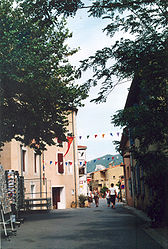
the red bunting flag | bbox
[94,134,98,138]
[64,136,74,157]
[102,134,105,138]
[55,161,58,165]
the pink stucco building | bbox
[0,111,79,209]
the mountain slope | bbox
[87,154,123,173]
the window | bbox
[58,153,64,174]
[22,150,26,172]
[34,153,37,173]
[79,167,84,175]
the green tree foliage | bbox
[76,0,167,223]
[17,0,84,27]
[78,0,168,102]
[73,0,168,157]
[0,0,88,153]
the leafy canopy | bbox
[78,0,168,102]
[0,0,88,153]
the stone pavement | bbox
[1,199,166,249]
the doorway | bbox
[52,187,65,209]
[31,184,35,199]
[52,187,60,209]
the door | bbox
[31,184,35,199]
[52,187,60,209]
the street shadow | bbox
[21,210,73,222]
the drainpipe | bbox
[72,111,77,207]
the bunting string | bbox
[78,132,121,140]
[43,156,119,167]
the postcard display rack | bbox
[5,170,24,212]
[0,165,16,237]
[0,166,25,237]
[5,169,25,226]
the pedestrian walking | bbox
[105,189,110,207]
[118,189,122,202]
[87,187,93,208]
[109,183,116,209]
[93,188,99,207]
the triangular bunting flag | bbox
[64,136,74,157]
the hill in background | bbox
[87,154,123,173]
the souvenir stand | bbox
[5,170,24,224]
[0,165,16,237]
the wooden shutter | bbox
[22,150,26,172]
[58,153,64,174]
[34,153,37,173]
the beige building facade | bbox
[90,163,124,193]
[0,111,79,209]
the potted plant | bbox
[78,194,87,208]
[71,201,77,208]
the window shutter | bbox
[58,153,64,174]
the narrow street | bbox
[2,199,163,249]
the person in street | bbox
[109,183,116,209]
[87,187,93,208]
[105,189,110,207]
[93,188,99,207]
[118,189,122,202]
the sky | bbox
[67,3,131,161]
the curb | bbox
[123,205,168,249]
[143,227,168,249]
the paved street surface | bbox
[2,199,163,249]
